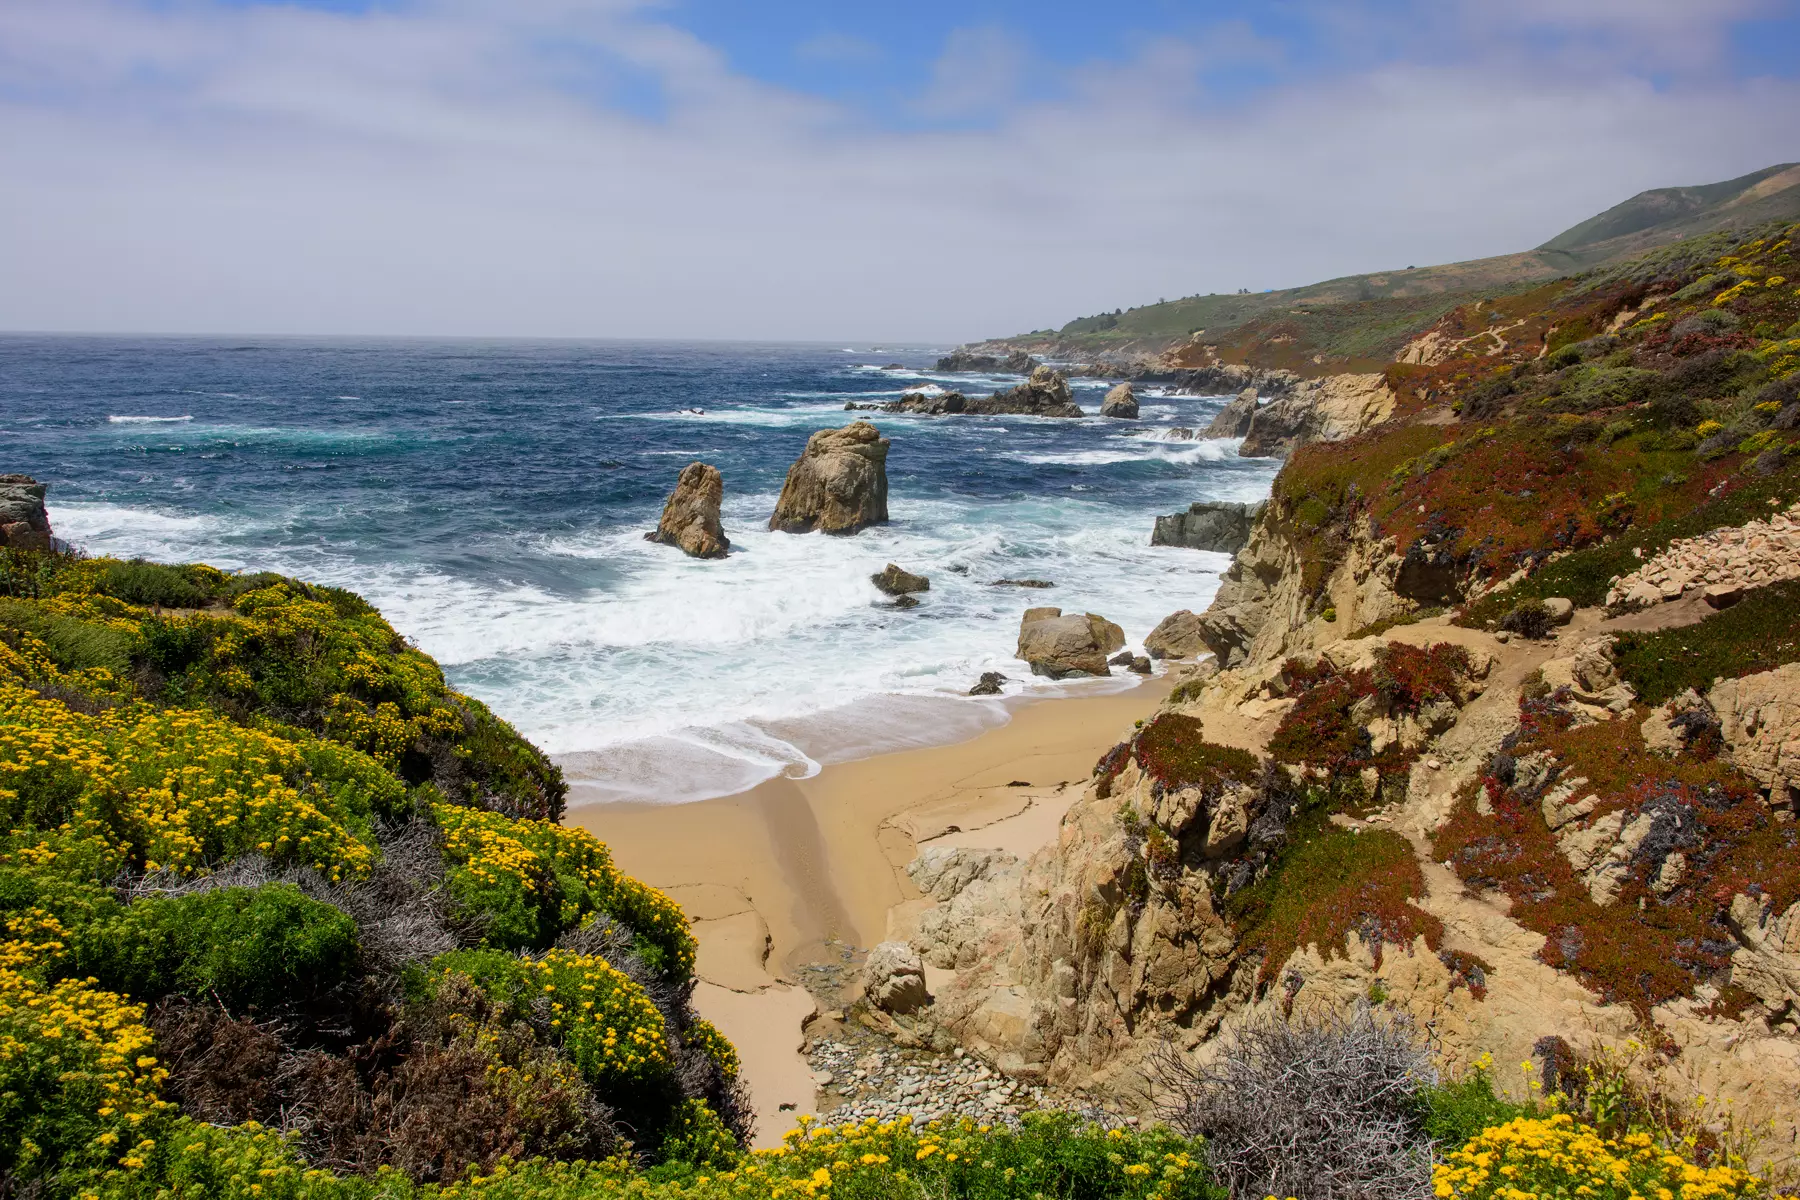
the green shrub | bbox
[70,884,360,1012]
[0,598,133,675]
[1417,1065,1527,1150]
[1613,579,1800,705]
[96,560,214,609]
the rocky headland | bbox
[834,215,1800,1174]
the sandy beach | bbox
[565,678,1170,1144]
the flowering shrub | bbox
[423,949,673,1096]
[1434,1113,1777,1200]
[0,962,174,1185]
[434,803,695,972]
[0,683,379,880]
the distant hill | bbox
[991,163,1800,375]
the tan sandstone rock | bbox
[1015,608,1124,679]
[863,941,929,1014]
[769,422,890,535]
[1145,610,1207,659]
[1101,383,1139,419]
[647,462,730,558]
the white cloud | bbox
[0,0,1795,342]
[915,25,1030,119]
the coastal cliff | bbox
[890,217,1800,1170]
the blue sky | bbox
[2,0,1798,339]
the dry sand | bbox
[565,679,1168,1145]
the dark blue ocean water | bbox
[1,334,1277,802]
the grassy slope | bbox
[1012,164,1800,376]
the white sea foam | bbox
[48,435,1277,806]
[1010,438,1240,466]
[107,415,193,424]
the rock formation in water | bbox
[936,348,1038,374]
[974,367,1083,418]
[1100,384,1139,419]
[769,421,890,535]
[646,462,730,558]
[1015,607,1125,678]
[0,475,53,551]
[873,564,930,596]
[1150,500,1266,553]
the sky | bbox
[2,0,1799,342]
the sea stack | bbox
[647,461,730,558]
[0,475,53,551]
[1100,383,1139,419]
[769,421,890,535]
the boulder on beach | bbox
[1016,607,1125,679]
[1203,387,1259,439]
[864,940,929,1014]
[969,671,1008,696]
[1145,610,1207,659]
[873,564,930,595]
[1100,383,1139,419]
[0,475,53,551]
[769,421,890,535]
[646,462,730,559]
[1150,500,1265,553]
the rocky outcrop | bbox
[1643,663,1800,810]
[848,391,967,415]
[769,422,890,535]
[1172,364,1299,400]
[864,941,929,1014]
[0,475,52,551]
[872,564,930,596]
[646,462,730,559]
[969,367,1083,418]
[1238,373,1396,458]
[1195,503,1413,669]
[1145,610,1207,659]
[1015,607,1125,678]
[1100,384,1139,419]
[936,349,1037,374]
[1151,501,1265,553]
[1202,388,1259,439]
[1606,502,1800,608]
[850,369,1083,418]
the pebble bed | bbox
[803,1032,1129,1128]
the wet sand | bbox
[565,679,1169,1144]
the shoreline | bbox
[565,675,1173,1145]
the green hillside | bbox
[1042,163,1800,366]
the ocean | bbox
[2,335,1277,804]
